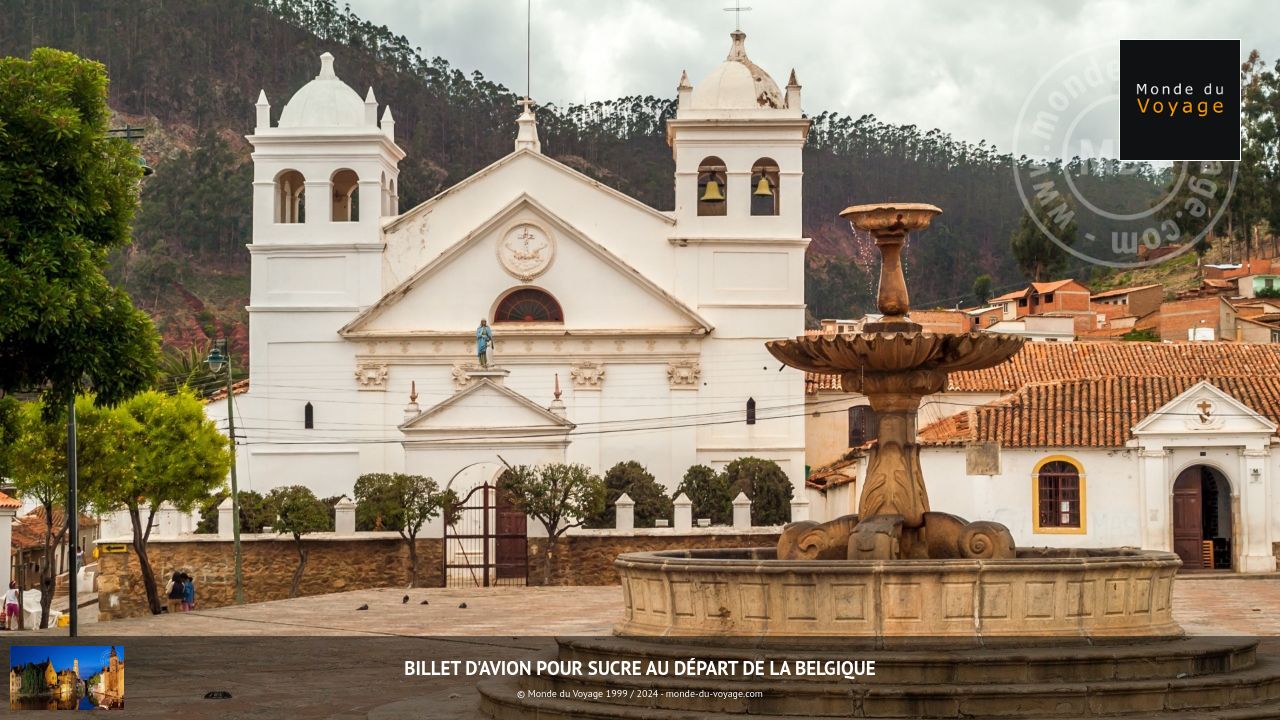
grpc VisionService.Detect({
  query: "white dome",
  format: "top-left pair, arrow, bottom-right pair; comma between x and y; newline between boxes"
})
690,31 -> 784,110
278,53 -> 367,129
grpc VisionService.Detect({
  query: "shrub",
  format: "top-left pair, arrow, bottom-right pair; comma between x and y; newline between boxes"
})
586,461 -> 673,528
722,457 -> 793,526
675,464 -> 734,525
194,490 -> 272,534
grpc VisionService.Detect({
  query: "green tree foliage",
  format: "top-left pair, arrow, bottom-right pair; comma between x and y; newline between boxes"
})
722,457 -> 793,526
352,472 -> 456,587
675,464 -> 735,526
972,274 -> 994,305
266,484 -> 331,597
1010,195 -> 1078,282
585,461 -> 672,529
499,463 -> 605,583
80,389 -> 232,614
0,394 -> 21,479
0,48 -> 159,403
193,489 -> 272,534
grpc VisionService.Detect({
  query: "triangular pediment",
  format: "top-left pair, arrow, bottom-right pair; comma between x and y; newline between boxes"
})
1132,380 -> 1277,436
400,378 -> 574,435
342,194 -> 711,337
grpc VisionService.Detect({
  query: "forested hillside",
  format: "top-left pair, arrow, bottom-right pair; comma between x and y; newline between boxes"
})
0,0 -> 1166,353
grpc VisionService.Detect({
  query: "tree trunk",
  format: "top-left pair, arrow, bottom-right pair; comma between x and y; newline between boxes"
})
129,504 -> 163,615
290,537 -> 307,598
39,506 -> 53,629
406,532 -> 419,589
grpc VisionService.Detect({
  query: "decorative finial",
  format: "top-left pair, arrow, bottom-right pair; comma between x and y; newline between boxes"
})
514,97 -> 541,153
318,52 -> 336,79
364,87 -> 377,103
256,89 -> 269,106
553,373 -> 562,401
678,70 -> 690,89
787,69 -> 800,87
409,380 -> 418,403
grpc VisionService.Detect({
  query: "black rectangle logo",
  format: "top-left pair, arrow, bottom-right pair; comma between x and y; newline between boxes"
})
1120,39 -> 1241,161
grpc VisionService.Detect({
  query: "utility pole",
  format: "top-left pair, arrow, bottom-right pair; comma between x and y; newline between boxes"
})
66,391 -> 78,637
206,340 -> 244,604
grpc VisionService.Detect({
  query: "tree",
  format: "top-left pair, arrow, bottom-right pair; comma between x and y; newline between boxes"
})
586,461 -> 672,528
193,489 -> 272,535
266,485 -> 331,598
0,48 -> 159,405
352,473 -> 456,588
498,463 -> 605,583
722,457 -> 794,526
972,274 -> 994,305
81,390 -> 231,615
675,464 -> 734,525
1010,196 -> 1077,282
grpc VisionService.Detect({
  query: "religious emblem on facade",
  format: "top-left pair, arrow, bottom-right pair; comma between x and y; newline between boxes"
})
1184,396 -> 1224,430
498,223 -> 554,280
354,363 -> 389,390
667,359 -> 701,388
570,361 -> 605,389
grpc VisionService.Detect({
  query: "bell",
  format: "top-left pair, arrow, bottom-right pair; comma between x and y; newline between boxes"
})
753,176 -> 773,196
700,178 -> 725,203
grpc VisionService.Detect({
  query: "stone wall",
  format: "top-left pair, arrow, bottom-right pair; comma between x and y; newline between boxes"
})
96,533 -> 443,621
95,529 -> 779,621
528,529 -> 781,586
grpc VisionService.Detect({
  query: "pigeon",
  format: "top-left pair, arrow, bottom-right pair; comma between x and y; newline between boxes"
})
402,594 -> 410,604
458,602 -> 468,609
356,604 -> 369,611
420,599 -> 429,605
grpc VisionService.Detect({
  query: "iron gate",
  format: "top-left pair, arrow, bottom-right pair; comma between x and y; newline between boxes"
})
443,481 -> 528,587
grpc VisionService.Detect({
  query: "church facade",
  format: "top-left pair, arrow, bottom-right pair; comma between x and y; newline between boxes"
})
221,34 -> 810,503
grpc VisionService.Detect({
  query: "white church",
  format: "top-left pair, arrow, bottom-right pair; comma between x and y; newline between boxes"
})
218,32 -> 810,501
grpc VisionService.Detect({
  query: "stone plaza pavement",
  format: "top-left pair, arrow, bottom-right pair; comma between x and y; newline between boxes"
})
3,577 -> 1277,719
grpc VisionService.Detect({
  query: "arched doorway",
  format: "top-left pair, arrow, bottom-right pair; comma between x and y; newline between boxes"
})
1172,465 -> 1233,571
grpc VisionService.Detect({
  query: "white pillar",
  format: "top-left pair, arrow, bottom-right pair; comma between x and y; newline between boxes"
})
156,502 -> 181,538
615,493 -> 635,531
1138,447 -> 1169,551
1241,447 -> 1274,572
790,497 -> 810,524
218,497 -> 235,540
334,496 -> 357,536
732,492 -> 752,529
0,507 -> 14,591
673,493 -> 692,532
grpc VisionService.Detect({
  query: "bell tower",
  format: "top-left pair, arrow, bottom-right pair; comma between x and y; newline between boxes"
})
667,31 -> 811,495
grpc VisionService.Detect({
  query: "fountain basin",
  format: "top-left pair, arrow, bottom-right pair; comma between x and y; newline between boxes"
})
766,331 -> 1025,376
615,547 -> 1181,646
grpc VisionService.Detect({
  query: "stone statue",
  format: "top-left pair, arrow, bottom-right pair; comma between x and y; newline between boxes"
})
476,319 -> 494,367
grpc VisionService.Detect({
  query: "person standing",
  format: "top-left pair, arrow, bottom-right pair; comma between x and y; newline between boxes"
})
181,573 -> 196,612
476,319 -> 494,368
4,581 -> 19,630
165,571 -> 184,614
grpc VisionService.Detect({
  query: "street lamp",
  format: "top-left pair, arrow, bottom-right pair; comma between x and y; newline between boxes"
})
205,340 -> 244,605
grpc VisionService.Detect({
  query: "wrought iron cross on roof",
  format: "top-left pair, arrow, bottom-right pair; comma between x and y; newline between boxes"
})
723,0 -> 752,31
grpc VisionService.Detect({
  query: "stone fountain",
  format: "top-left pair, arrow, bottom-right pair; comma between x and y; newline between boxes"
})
479,203 -> 1280,719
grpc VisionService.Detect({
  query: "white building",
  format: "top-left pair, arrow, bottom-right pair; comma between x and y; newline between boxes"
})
805,342 -> 1280,574
218,35 -> 809,503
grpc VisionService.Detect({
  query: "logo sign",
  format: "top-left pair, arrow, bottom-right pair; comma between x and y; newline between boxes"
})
1120,39 -> 1241,161
1012,43 -> 1239,269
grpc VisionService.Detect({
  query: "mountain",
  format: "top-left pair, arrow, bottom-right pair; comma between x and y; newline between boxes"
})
0,0 -> 1166,354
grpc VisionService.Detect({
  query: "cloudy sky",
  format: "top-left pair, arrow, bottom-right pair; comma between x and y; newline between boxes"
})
344,0 -> 1278,153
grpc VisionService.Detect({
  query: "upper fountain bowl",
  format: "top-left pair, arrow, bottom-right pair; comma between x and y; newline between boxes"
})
840,202 -> 943,236
766,331 -> 1025,378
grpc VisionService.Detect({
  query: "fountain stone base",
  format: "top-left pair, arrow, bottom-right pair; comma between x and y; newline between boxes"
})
614,546 -> 1182,644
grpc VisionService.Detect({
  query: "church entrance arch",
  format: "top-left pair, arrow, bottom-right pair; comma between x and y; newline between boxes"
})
443,463 -> 528,587
1172,465 -> 1233,571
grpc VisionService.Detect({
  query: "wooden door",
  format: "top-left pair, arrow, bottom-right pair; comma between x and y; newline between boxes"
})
1172,472 -> 1203,569
494,486 -> 527,580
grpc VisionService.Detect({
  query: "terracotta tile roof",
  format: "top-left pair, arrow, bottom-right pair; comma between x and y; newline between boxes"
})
1031,279 -> 1084,294
918,375 -> 1280,448
805,456 -> 862,490
989,288 -> 1028,302
11,507 -> 97,550
1090,284 -> 1162,300
206,378 -> 249,403
808,341 -> 1280,394
0,492 -> 19,510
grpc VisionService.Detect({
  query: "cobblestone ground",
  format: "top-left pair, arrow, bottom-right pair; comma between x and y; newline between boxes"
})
1,577 -> 1276,719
